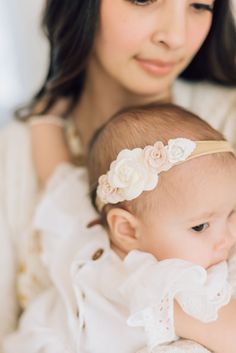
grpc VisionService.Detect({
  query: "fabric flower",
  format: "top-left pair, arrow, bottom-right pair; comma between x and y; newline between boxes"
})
166,138 -> 196,164
96,138 -> 197,207
97,175 -> 124,204
144,141 -> 172,173
107,148 -> 158,200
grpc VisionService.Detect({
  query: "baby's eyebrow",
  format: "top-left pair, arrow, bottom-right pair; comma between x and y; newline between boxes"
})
188,212 -> 216,223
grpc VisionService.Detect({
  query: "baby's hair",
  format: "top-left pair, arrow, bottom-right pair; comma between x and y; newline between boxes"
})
87,103 -> 231,224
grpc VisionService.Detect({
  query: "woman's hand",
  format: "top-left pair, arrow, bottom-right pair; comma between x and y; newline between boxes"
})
31,121 -> 72,186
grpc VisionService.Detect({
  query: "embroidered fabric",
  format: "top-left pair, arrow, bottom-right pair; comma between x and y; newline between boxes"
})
228,247 -> 236,298
176,262 -> 231,322
119,251 -> 231,350
137,339 -> 211,353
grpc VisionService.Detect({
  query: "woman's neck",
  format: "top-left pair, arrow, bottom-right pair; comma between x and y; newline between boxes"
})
72,59 -> 172,153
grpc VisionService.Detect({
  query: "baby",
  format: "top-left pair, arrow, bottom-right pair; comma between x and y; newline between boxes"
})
88,104 -> 236,270
84,103 -> 236,351
4,104 -> 236,353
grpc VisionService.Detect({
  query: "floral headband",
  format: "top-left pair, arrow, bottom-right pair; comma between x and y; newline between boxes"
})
96,138 -> 234,211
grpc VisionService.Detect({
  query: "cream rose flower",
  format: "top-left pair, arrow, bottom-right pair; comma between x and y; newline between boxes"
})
144,141 -> 171,173
96,138 -> 198,207
107,148 -> 158,200
166,138 -> 196,164
97,174 -> 123,204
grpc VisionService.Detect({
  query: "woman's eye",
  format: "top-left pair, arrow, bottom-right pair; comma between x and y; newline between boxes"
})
191,223 -> 209,232
191,2 -> 214,13
127,0 -> 156,6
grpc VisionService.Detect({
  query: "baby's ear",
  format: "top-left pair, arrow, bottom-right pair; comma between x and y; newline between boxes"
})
107,208 -> 141,254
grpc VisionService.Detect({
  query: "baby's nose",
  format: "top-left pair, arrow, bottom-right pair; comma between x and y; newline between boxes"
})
214,229 -> 235,255
228,234 -> 236,252
229,211 -> 236,244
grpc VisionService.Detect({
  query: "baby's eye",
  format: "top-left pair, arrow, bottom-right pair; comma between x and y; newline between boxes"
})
191,223 -> 209,232
127,0 -> 156,6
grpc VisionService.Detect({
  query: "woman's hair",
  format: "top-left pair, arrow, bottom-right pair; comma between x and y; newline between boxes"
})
19,0 -> 100,118
87,103 -> 228,221
182,0 -> 236,83
19,0 -> 236,119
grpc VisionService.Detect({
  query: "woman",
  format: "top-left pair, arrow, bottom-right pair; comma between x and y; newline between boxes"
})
1,0 -> 236,352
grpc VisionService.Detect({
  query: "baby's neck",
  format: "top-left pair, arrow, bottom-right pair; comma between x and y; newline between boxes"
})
110,242 -> 128,260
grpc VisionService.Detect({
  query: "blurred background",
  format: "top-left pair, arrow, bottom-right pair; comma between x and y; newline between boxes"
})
0,0 -> 48,125
0,0 -> 236,125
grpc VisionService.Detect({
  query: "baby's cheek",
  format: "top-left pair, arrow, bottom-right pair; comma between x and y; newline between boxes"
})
178,247 -> 212,269
229,212 -> 236,241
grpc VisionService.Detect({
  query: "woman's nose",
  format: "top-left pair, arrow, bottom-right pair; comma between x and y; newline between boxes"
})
151,5 -> 187,50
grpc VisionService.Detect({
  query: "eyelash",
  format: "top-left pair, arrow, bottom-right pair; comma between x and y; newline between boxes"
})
126,0 -> 214,12
191,3 -> 214,13
191,210 -> 236,233
128,0 -> 156,6
191,223 -> 209,233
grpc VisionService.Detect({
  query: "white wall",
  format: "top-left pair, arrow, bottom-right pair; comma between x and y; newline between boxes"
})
0,0 -> 48,124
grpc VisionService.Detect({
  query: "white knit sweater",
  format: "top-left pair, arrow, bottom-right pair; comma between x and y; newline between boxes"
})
1,79 -> 236,353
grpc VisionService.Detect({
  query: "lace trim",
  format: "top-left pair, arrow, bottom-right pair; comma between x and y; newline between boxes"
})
176,282 -> 231,322
176,261 -> 231,322
137,339 -> 211,353
120,251 -> 231,350
29,115 -> 65,128
30,114 -> 84,166
128,296 -> 178,350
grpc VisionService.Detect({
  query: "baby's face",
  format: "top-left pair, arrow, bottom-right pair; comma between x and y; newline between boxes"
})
137,156 -> 236,269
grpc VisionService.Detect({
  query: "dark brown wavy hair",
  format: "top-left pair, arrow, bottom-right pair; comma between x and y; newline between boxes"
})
19,0 -> 236,119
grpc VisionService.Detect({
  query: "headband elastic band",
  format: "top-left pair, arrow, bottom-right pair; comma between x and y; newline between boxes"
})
187,141 -> 234,160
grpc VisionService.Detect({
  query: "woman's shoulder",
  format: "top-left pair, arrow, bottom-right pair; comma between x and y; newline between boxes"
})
173,80 -> 236,143
174,79 -> 236,108
191,80 -> 236,106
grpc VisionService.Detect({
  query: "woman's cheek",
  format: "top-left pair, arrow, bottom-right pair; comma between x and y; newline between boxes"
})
187,19 -> 212,56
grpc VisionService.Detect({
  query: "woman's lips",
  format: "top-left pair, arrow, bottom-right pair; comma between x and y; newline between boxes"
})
136,58 -> 176,76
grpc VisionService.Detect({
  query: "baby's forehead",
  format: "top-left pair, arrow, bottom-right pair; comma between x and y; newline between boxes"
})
163,152 -> 236,185
153,154 -> 236,217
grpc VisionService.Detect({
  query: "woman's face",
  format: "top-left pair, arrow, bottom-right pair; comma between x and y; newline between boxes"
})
91,0 -> 214,98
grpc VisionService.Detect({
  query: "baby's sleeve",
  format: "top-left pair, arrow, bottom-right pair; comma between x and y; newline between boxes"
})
119,251 -> 231,351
